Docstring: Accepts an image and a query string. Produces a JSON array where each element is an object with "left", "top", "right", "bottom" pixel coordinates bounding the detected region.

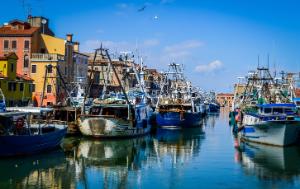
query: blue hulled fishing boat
[
  {"left": 156, "top": 105, "right": 202, "bottom": 127},
  {"left": 0, "top": 107, "right": 67, "bottom": 157},
  {"left": 204, "top": 91, "right": 220, "bottom": 113},
  {"left": 156, "top": 63, "right": 204, "bottom": 128}
]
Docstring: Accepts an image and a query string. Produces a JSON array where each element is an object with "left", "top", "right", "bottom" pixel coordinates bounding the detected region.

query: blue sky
[{"left": 1, "top": 0, "right": 300, "bottom": 92}]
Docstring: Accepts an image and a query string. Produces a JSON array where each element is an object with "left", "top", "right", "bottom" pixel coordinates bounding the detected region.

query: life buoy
[{"left": 16, "top": 118, "right": 25, "bottom": 129}]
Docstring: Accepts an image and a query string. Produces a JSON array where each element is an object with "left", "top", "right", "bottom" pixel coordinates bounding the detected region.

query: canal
[{"left": 1, "top": 108, "right": 300, "bottom": 189}]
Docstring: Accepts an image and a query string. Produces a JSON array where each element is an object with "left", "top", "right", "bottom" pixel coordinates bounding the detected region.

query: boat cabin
[
  {"left": 258, "top": 104, "right": 296, "bottom": 115},
  {"left": 0, "top": 112, "right": 29, "bottom": 135},
  {"left": 89, "top": 104, "right": 131, "bottom": 120},
  {"left": 2, "top": 107, "right": 66, "bottom": 135}
]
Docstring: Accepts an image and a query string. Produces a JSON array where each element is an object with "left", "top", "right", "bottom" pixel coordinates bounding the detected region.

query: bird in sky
[{"left": 138, "top": 5, "right": 146, "bottom": 12}]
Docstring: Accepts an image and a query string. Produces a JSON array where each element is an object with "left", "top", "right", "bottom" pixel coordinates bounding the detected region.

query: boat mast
[
  {"left": 101, "top": 46, "right": 112, "bottom": 100},
  {"left": 104, "top": 49, "right": 131, "bottom": 105},
  {"left": 83, "top": 47, "right": 99, "bottom": 114}
]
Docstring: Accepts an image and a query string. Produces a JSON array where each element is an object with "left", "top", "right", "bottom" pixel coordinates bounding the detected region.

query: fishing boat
[
  {"left": 78, "top": 48, "right": 151, "bottom": 138},
  {"left": 207, "top": 102, "right": 220, "bottom": 113},
  {"left": 0, "top": 107, "right": 67, "bottom": 156},
  {"left": 204, "top": 91, "right": 220, "bottom": 113},
  {"left": 241, "top": 103, "right": 300, "bottom": 146},
  {"left": 156, "top": 98, "right": 203, "bottom": 128},
  {"left": 79, "top": 98, "right": 151, "bottom": 138},
  {"left": 234, "top": 67, "right": 300, "bottom": 146},
  {"left": 156, "top": 63, "right": 204, "bottom": 128}
]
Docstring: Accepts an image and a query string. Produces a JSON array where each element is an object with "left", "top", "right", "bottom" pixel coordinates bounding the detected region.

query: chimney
[
  {"left": 66, "top": 34, "right": 73, "bottom": 42},
  {"left": 73, "top": 42, "right": 80, "bottom": 52}
]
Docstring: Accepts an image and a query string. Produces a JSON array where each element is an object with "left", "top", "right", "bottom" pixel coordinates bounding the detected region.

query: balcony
[{"left": 31, "top": 53, "right": 65, "bottom": 62}]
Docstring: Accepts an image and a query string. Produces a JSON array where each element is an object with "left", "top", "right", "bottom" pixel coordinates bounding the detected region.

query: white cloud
[
  {"left": 195, "top": 60, "right": 223, "bottom": 73},
  {"left": 162, "top": 40, "right": 203, "bottom": 60},
  {"left": 143, "top": 39, "right": 160, "bottom": 47},
  {"left": 164, "top": 40, "right": 203, "bottom": 53},
  {"left": 82, "top": 40, "right": 133, "bottom": 52},
  {"left": 82, "top": 38, "right": 160, "bottom": 53}
]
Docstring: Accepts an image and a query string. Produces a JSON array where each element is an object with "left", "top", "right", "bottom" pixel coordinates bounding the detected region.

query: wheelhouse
[{"left": 258, "top": 104, "right": 296, "bottom": 115}]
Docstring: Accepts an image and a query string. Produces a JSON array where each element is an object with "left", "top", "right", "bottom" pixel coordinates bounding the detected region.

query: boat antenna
[
  {"left": 83, "top": 45, "right": 100, "bottom": 114},
  {"left": 257, "top": 55, "right": 260, "bottom": 68},
  {"left": 267, "top": 53, "right": 270, "bottom": 69},
  {"left": 104, "top": 49, "right": 131, "bottom": 105}
]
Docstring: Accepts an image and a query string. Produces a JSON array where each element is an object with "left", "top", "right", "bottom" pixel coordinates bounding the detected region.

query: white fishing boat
[
  {"left": 78, "top": 99, "right": 151, "bottom": 138},
  {"left": 78, "top": 48, "right": 151, "bottom": 138},
  {"left": 240, "top": 103, "right": 300, "bottom": 146}
]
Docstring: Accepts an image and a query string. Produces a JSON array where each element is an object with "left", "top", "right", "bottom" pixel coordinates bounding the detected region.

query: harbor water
[{"left": 1, "top": 108, "right": 300, "bottom": 189}]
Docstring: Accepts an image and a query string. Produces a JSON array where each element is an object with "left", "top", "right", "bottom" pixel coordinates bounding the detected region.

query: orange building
[
  {"left": 216, "top": 93, "right": 234, "bottom": 107},
  {"left": 0, "top": 16, "right": 54, "bottom": 77},
  {"left": 0, "top": 16, "right": 80, "bottom": 107}
]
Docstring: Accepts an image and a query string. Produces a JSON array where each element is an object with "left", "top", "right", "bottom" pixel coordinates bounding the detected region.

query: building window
[
  {"left": 20, "top": 83, "right": 24, "bottom": 91},
  {"left": 10, "top": 63, "right": 14, "bottom": 73},
  {"left": 24, "top": 40, "right": 30, "bottom": 50},
  {"left": 31, "top": 65, "right": 36, "bottom": 73},
  {"left": 4, "top": 40, "right": 9, "bottom": 50},
  {"left": 47, "top": 65, "right": 52, "bottom": 73},
  {"left": 11, "top": 40, "right": 17, "bottom": 49},
  {"left": 47, "top": 85, "right": 52, "bottom": 93},
  {"left": 24, "top": 55, "right": 29, "bottom": 68}
]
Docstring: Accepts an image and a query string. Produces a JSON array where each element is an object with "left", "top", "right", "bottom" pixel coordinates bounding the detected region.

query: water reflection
[
  {"left": 72, "top": 137, "right": 148, "bottom": 189},
  {"left": 60, "top": 127, "right": 205, "bottom": 188},
  {"left": 203, "top": 113, "right": 219, "bottom": 128},
  {"left": 154, "top": 128, "right": 205, "bottom": 162},
  {"left": 0, "top": 150, "right": 71, "bottom": 189},
  {"left": 235, "top": 141, "right": 300, "bottom": 181}
]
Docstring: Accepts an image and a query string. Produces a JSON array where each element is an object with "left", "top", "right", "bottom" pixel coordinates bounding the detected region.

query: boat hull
[
  {"left": 208, "top": 103, "right": 220, "bottom": 113},
  {"left": 78, "top": 117, "right": 151, "bottom": 138},
  {"left": 0, "top": 127, "right": 67, "bottom": 157},
  {"left": 156, "top": 111, "right": 202, "bottom": 128},
  {"left": 241, "top": 120, "right": 300, "bottom": 146}
]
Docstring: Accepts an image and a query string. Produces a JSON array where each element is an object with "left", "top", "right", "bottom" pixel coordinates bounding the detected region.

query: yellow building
[
  {"left": 0, "top": 53, "right": 34, "bottom": 106},
  {"left": 30, "top": 34, "right": 68, "bottom": 106}
]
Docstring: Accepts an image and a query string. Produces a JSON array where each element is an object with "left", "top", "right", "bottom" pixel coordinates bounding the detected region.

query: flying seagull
[{"left": 138, "top": 5, "right": 146, "bottom": 12}]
